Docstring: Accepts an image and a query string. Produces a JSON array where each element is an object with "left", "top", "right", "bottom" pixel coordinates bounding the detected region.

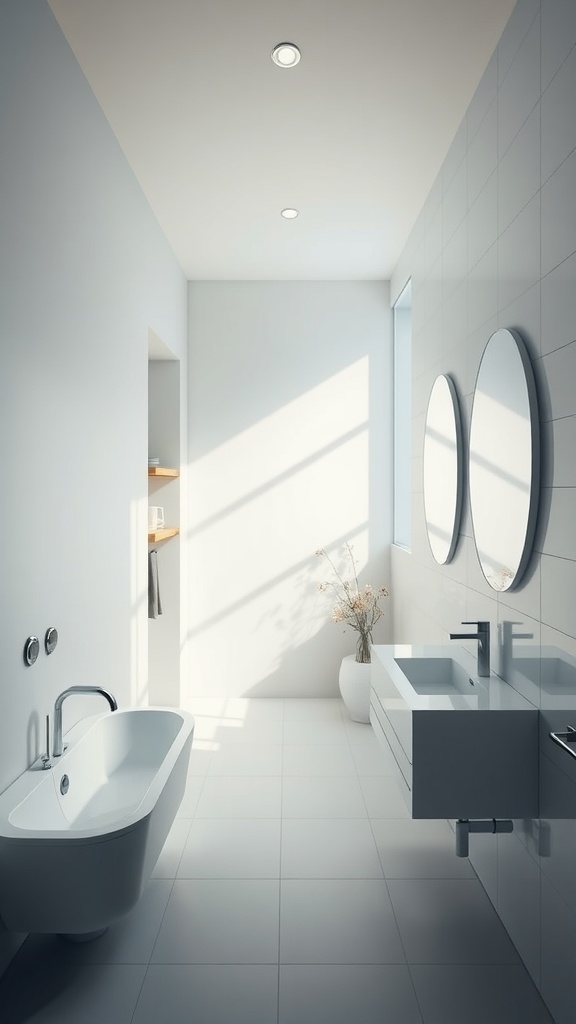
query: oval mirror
[
  {"left": 469, "top": 328, "right": 540, "bottom": 592},
  {"left": 423, "top": 374, "right": 463, "bottom": 564}
]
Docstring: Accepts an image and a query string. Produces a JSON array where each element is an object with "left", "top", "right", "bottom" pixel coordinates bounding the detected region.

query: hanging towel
[{"left": 148, "top": 549, "right": 163, "bottom": 618}]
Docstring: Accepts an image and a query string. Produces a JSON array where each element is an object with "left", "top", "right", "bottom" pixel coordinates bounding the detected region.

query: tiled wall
[{"left": 390, "top": 2, "right": 576, "bottom": 1021}]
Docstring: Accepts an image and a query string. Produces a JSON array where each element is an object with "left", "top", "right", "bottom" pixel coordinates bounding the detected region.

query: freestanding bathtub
[{"left": 0, "top": 706, "right": 194, "bottom": 937}]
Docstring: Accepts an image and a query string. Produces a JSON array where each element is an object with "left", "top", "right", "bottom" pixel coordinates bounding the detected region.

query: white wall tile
[
  {"left": 497, "top": 559, "right": 542, "bottom": 626},
  {"left": 441, "top": 280, "right": 467, "bottom": 358},
  {"left": 498, "top": 13, "right": 541, "bottom": 156},
  {"left": 538, "top": 489, "right": 576, "bottom": 559},
  {"left": 443, "top": 155, "right": 468, "bottom": 244},
  {"left": 498, "top": 0, "right": 540, "bottom": 85},
  {"left": 541, "top": 148, "right": 576, "bottom": 276},
  {"left": 498, "top": 193, "right": 541, "bottom": 311},
  {"left": 426, "top": 206, "right": 443, "bottom": 270},
  {"left": 541, "top": 0, "right": 576, "bottom": 90},
  {"left": 541, "top": 554, "right": 576, "bottom": 638},
  {"left": 498, "top": 103, "right": 541, "bottom": 232},
  {"left": 468, "top": 243, "right": 498, "bottom": 334},
  {"left": 468, "top": 53, "right": 498, "bottom": 147},
  {"left": 541, "top": 252, "right": 576, "bottom": 355},
  {"left": 468, "top": 171, "right": 498, "bottom": 273},
  {"left": 542, "top": 415, "right": 576, "bottom": 487},
  {"left": 541, "top": 45, "right": 576, "bottom": 183},
  {"left": 540, "top": 341, "right": 576, "bottom": 421},
  {"left": 498, "top": 281, "right": 541, "bottom": 359},
  {"left": 443, "top": 121, "right": 468, "bottom": 192},
  {"left": 468, "top": 100, "right": 498, "bottom": 208},
  {"left": 443, "top": 220, "right": 468, "bottom": 299}
]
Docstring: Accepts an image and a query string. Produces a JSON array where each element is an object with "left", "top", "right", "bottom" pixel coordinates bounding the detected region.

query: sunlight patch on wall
[{"left": 188, "top": 358, "right": 371, "bottom": 694}]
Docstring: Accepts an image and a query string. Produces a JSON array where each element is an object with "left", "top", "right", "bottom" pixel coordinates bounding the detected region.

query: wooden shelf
[
  {"left": 148, "top": 466, "right": 179, "bottom": 478},
  {"left": 148, "top": 527, "right": 179, "bottom": 543}
]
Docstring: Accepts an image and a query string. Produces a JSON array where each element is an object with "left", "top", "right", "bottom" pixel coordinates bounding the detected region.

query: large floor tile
[
  {"left": 387, "top": 879, "right": 521, "bottom": 964},
  {"left": 183, "top": 696, "right": 285, "bottom": 722},
  {"left": 279, "top": 965, "right": 423, "bottom": 1024},
  {"left": 348, "top": 736, "right": 398, "bottom": 776},
  {"left": 281, "top": 819, "right": 383, "bottom": 878},
  {"left": 177, "top": 818, "right": 281, "bottom": 878},
  {"left": 152, "top": 819, "right": 192, "bottom": 877},
  {"left": 132, "top": 964, "right": 278, "bottom": 1024},
  {"left": 282, "top": 718, "right": 348, "bottom": 745},
  {"left": 359, "top": 776, "right": 410, "bottom": 818},
  {"left": 280, "top": 879, "right": 406, "bottom": 964},
  {"left": 371, "top": 818, "right": 476, "bottom": 879},
  {"left": 194, "top": 775, "right": 282, "bottom": 817},
  {"left": 151, "top": 879, "right": 280, "bottom": 964},
  {"left": 411, "top": 964, "right": 554, "bottom": 1023},
  {"left": 207, "top": 743, "right": 283, "bottom": 776},
  {"left": 0, "top": 957, "right": 146, "bottom": 1024},
  {"left": 283, "top": 698, "right": 344, "bottom": 721},
  {"left": 211, "top": 718, "right": 284, "bottom": 746},
  {"left": 282, "top": 776, "right": 367, "bottom": 818},
  {"left": 282, "top": 743, "right": 357, "bottom": 777}
]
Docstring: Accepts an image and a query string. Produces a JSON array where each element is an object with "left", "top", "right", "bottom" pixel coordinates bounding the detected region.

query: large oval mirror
[
  {"left": 423, "top": 374, "right": 463, "bottom": 564},
  {"left": 469, "top": 328, "right": 540, "bottom": 591}
]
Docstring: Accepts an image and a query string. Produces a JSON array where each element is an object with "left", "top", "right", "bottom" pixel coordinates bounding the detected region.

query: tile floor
[{"left": 0, "top": 697, "right": 555, "bottom": 1023}]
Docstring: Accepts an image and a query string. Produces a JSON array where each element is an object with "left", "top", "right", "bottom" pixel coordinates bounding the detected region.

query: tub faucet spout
[
  {"left": 449, "top": 621, "right": 490, "bottom": 677},
  {"left": 53, "top": 686, "right": 118, "bottom": 757}
]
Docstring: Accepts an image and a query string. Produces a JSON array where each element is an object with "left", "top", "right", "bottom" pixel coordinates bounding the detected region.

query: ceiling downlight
[
  {"left": 271, "top": 42, "right": 301, "bottom": 68},
  {"left": 281, "top": 208, "right": 299, "bottom": 219}
]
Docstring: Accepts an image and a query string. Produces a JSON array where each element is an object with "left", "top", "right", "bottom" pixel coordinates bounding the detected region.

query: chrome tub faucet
[{"left": 53, "top": 686, "right": 118, "bottom": 757}]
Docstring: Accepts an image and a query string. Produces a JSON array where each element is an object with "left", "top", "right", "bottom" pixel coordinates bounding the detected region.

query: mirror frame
[
  {"left": 468, "top": 327, "right": 540, "bottom": 592},
  {"left": 423, "top": 373, "right": 464, "bottom": 565}
]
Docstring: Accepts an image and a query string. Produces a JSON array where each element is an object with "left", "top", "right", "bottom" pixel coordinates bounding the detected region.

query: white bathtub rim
[{"left": 0, "top": 706, "right": 194, "bottom": 843}]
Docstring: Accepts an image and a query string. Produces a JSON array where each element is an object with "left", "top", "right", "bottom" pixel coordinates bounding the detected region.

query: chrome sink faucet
[
  {"left": 449, "top": 621, "right": 490, "bottom": 677},
  {"left": 53, "top": 685, "right": 118, "bottom": 757}
]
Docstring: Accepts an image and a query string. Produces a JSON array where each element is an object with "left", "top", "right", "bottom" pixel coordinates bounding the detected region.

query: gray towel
[{"left": 148, "top": 549, "right": 163, "bottom": 618}]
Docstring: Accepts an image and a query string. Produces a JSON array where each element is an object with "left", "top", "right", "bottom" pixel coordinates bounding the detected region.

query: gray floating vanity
[{"left": 370, "top": 644, "right": 539, "bottom": 821}]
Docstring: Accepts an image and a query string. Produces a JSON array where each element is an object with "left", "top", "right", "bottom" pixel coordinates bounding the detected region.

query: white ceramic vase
[{"left": 338, "top": 654, "right": 372, "bottom": 724}]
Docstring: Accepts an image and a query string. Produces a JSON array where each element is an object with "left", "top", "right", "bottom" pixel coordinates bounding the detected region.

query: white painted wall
[
  {"left": 391, "top": 2, "right": 576, "bottom": 1021},
  {"left": 0, "top": 0, "right": 186, "bottom": 951},
  {"left": 187, "top": 281, "right": 393, "bottom": 698}
]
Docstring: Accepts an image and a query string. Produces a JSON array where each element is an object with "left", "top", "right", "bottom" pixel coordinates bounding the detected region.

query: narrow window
[{"left": 393, "top": 280, "right": 412, "bottom": 549}]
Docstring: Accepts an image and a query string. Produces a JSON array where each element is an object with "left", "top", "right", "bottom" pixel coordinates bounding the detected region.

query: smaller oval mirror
[
  {"left": 469, "top": 328, "right": 540, "bottom": 592},
  {"left": 423, "top": 374, "right": 463, "bottom": 564}
]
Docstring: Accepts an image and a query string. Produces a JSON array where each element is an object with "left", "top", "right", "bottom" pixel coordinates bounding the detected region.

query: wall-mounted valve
[{"left": 455, "top": 818, "right": 513, "bottom": 857}]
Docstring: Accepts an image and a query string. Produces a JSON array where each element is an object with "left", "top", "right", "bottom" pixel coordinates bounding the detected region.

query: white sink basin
[{"left": 394, "top": 656, "right": 476, "bottom": 696}]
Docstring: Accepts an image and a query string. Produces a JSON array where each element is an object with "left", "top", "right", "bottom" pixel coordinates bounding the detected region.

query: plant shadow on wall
[{"left": 243, "top": 530, "right": 370, "bottom": 699}]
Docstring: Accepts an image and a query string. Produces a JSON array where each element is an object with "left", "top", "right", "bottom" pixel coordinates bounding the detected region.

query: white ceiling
[{"left": 48, "top": 0, "right": 516, "bottom": 281}]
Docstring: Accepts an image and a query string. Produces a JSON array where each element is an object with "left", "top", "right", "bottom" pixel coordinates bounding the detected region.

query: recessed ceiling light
[
  {"left": 281, "top": 208, "right": 299, "bottom": 219},
  {"left": 271, "top": 42, "right": 301, "bottom": 68}
]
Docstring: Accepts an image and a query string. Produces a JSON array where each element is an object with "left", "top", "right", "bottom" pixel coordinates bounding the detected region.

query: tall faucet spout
[
  {"left": 53, "top": 685, "right": 118, "bottom": 757},
  {"left": 449, "top": 621, "right": 490, "bottom": 677}
]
